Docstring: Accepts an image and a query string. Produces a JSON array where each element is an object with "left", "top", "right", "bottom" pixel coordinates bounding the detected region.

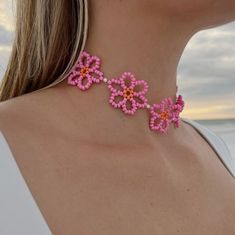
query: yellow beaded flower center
[
  {"left": 123, "top": 88, "right": 134, "bottom": 100},
  {"left": 80, "top": 67, "right": 89, "bottom": 77},
  {"left": 160, "top": 111, "right": 169, "bottom": 120}
]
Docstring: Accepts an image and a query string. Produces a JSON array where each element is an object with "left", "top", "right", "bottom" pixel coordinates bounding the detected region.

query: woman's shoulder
[
  {"left": 182, "top": 117, "right": 235, "bottom": 178},
  {"left": 0, "top": 92, "right": 35, "bottom": 142},
  {"left": 0, "top": 87, "right": 61, "bottom": 161},
  {"left": 0, "top": 85, "right": 60, "bottom": 132},
  {"left": 0, "top": 85, "right": 55, "bottom": 114}
]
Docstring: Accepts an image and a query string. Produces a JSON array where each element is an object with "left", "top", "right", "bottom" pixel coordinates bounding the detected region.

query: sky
[{"left": 0, "top": 1, "right": 235, "bottom": 120}]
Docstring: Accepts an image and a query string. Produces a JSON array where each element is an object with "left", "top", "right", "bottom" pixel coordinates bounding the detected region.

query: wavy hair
[{"left": 0, "top": 0, "right": 88, "bottom": 101}]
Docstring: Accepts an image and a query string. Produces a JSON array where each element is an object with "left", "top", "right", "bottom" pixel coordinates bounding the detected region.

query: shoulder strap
[
  {"left": 0, "top": 131, "right": 52, "bottom": 235},
  {"left": 182, "top": 118, "right": 235, "bottom": 178}
]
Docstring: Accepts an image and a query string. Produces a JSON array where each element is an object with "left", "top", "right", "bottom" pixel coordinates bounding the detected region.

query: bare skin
[{"left": 1, "top": 0, "right": 235, "bottom": 234}]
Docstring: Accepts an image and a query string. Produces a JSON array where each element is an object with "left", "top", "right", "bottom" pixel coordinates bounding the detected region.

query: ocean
[{"left": 194, "top": 118, "right": 235, "bottom": 158}]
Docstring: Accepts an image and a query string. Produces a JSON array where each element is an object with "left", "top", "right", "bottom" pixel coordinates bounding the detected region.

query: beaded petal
[
  {"left": 171, "top": 95, "right": 185, "bottom": 128},
  {"left": 149, "top": 97, "right": 175, "bottom": 133}
]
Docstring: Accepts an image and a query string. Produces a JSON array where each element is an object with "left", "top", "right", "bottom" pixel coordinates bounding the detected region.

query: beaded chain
[{"left": 67, "top": 51, "right": 185, "bottom": 134}]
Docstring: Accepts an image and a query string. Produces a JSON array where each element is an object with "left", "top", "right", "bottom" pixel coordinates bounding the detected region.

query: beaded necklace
[{"left": 67, "top": 51, "right": 185, "bottom": 134}]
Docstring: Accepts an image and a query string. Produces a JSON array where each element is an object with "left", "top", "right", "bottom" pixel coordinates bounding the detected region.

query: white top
[{"left": 0, "top": 118, "right": 235, "bottom": 235}]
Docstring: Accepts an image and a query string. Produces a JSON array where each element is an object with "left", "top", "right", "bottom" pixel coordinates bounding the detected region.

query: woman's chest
[{"left": 19, "top": 144, "right": 235, "bottom": 235}]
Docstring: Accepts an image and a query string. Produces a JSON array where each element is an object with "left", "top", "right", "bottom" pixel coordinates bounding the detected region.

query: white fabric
[
  {"left": 182, "top": 118, "right": 235, "bottom": 178},
  {"left": 0, "top": 118, "right": 234, "bottom": 235}
]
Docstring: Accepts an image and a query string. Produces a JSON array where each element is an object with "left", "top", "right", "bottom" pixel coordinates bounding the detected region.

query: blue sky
[{"left": 0, "top": 1, "right": 234, "bottom": 120}]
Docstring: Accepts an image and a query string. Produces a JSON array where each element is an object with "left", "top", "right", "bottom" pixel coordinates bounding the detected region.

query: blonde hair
[{"left": 0, "top": 0, "right": 89, "bottom": 101}]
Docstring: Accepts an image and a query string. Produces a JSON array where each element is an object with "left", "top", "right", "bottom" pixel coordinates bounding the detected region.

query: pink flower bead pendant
[
  {"left": 149, "top": 95, "right": 184, "bottom": 134},
  {"left": 107, "top": 72, "right": 149, "bottom": 115},
  {"left": 67, "top": 51, "right": 104, "bottom": 90}
]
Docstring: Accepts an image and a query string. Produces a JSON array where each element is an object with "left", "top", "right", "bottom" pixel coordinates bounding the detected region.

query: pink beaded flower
[
  {"left": 149, "top": 95, "right": 184, "bottom": 133},
  {"left": 107, "top": 72, "right": 149, "bottom": 115},
  {"left": 67, "top": 51, "right": 104, "bottom": 90}
]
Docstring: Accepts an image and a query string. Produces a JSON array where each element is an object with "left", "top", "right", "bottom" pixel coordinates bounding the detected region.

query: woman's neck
[
  {"left": 85, "top": 1, "right": 197, "bottom": 103},
  {"left": 59, "top": 1, "right": 198, "bottom": 146}
]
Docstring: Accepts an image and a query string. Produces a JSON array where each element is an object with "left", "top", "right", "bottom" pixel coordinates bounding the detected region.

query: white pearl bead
[
  {"left": 103, "top": 78, "right": 108, "bottom": 83},
  {"left": 146, "top": 104, "right": 151, "bottom": 109}
]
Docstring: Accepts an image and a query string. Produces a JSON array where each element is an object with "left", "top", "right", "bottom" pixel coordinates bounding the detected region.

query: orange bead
[
  {"left": 123, "top": 88, "right": 134, "bottom": 100},
  {"left": 80, "top": 67, "right": 89, "bottom": 77},
  {"left": 160, "top": 111, "right": 169, "bottom": 120}
]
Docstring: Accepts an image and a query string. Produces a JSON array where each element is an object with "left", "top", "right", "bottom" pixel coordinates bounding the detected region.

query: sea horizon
[{"left": 190, "top": 117, "right": 235, "bottom": 159}]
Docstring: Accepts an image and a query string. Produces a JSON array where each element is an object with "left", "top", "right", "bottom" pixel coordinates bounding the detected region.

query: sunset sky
[{"left": 0, "top": 1, "right": 235, "bottom": 120}]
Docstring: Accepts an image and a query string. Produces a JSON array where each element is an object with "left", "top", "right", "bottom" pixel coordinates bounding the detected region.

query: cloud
[
  {"left": 0, "top": 25, "right": 14, "bottom": 45},
  {"left": 0, "top": 1, "right": 15, "bottom": 32},
  {"left": 0, "top": 0, "right": 14, "bottom": 79},
  {"left": 0, "top": 47, "right": 11, "bottom": 79},
  {"left": 178, "top": 21, "right": 235, "bottom": 119}
]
